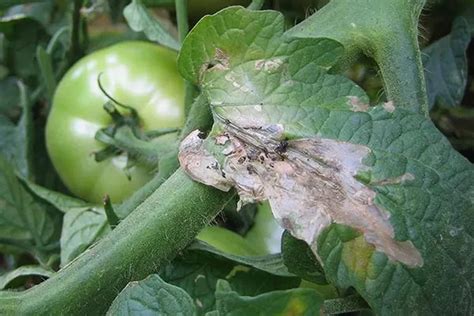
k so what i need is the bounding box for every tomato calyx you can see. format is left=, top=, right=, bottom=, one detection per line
left=92, top=74, right=178, bottom=177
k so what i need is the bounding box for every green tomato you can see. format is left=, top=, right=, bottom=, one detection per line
left=197, top=202, right=284, bottom=256
left=46, top=41, right=185, bottom=203
left=244, top=201, right=283, bottom=254
left=197, top=226, right=260, bottom=257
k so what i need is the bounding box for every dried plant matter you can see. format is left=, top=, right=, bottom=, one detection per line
left=180, top=125, right=423, bottom=268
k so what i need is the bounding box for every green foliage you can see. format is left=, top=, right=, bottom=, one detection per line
left=107, top=274, right=197, bottom=316
left=0, top=170, right=232, bottom=315
left=0, top=15, right=48, bottom=82
left=423, top=17, right=472, bottom=109
left=60, top=207, right=110, bottom=267
left=0, top=84, right=32, bottom=178
left=431, top=106, right=474, bottom=151
left=0, top=1, right=81, bottom=191
left=212, top=279, right=323, bottom=315
left=161, top=248, right=301, bottom=315
left=160, top=251, right=236, bottom=314
left=281, top=231, right=326, bottom=284
left=0, top=79, right=19, bottom=114
left=160, top=249, right=300, bottom=315
left=0, top=156, right=61, bottom=265
left=0, top=265, right=53, bottom=290
left=189, top=241, right=294, bottom=277
left=21, top=179, right=87, bottom=212
left=35, top=46, right=55, bottom=100
left=20, top=180, right=101, bottom=267
left=124, top=0, right=180, bottom=50
left=0, top=1, right=49, bottom=11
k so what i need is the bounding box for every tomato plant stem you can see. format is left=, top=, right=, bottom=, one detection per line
left=371, top=9, right=428, bottom=116
left=175, top=0, right=196, bottom=115
left=248, top=0, right=265, bottom=10
left=287, top=0, right=429, bottom=115
left=175, top=0, right=189, bottom=43
left=69, top=0, right=84, bottom=63
left=0, top=169, right=232, bottom=315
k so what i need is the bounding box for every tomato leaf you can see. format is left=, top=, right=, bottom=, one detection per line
left=0, top=15, right=48, bottom=81
left=107, top=274, right=197, bottom=316
left=35, top=45, right=56, bottom=100
left=0, top=1, right=39, bottom=10
left=177, top=7, right=474, bottom=314
left=0, top=78, right=20, bottom=114
left=0, top=82, right=33, bottom=179
left=229, top=268, right=300, bottom=297
left=0, top=265, right=53, bottom=290
left=189, top=241, right=293, bottom=277
left=423, top=17, right=471, bottom=109
left=461, top=7, right=474, bottom=35
left=123, top=0, right=180, bottom=51
left=20, top=180, right=88, bottom=212
left=160, top=251, right=236, bottom=314
left=18, top=181, right=108, bottom=267
left=11, top=179, right=103, bottom=267
left=281, top=231, right=326, bottom=285
left=0, top=155, right=61, bottom=264
left=60, top=207, right=110, bottom=267
left=160, top=249, right=299, bottom=315
left=212, top=279, right=323, bottom=315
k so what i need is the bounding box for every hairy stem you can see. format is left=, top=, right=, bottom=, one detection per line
left=286, top=0, right=428, bottom=115
left=175, top=0, right=189, bottom=43
left=175, top=0, right=197, bottom=116
left=369, top=1, right=427, bottom=115
left=69, top=0, right=84, bottom=63
left=0, top=170, right=232, bottom=315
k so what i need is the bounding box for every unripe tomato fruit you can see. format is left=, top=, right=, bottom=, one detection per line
left=46, top=41, right=185, bottom=203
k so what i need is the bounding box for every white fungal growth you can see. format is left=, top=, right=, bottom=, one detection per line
left=255, top=58, right=284, bottom=72
left=383, top=101, right=396, bottom=113
left=347, top=96, right=369, bottom=112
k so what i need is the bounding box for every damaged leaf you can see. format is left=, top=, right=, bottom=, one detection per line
left=177, top=7, right=474, bottom=315
left=180, top=129, right=423, bottom=268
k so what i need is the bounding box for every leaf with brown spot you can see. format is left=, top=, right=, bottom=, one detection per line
left=178, top=7, right=474, bottom=315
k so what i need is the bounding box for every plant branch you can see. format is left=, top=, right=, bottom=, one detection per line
left=0, top=169, right=233, bottom=315
left=69, top=0, right=84, bottom=63
left=175, top=0, right=189, bottom=43
left=248, top=0, right=265, bottom=10
left=174, top=0, right=196, bottom=115
left=286, top=0, right=429, bottom=115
